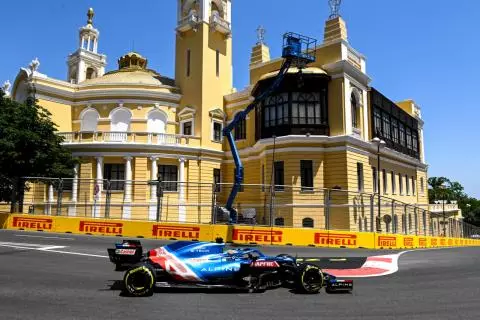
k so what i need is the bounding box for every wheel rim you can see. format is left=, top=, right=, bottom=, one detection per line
left=303, top=268, right=323, bottom=291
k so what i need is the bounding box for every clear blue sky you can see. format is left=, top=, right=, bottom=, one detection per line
left=1, top=0, right=479, bottom=198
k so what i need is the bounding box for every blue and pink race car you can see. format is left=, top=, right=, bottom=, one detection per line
left=107, top=240, right=353, bottom=296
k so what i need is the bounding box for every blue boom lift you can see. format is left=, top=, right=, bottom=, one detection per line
left=221, top=32, right=317, bottom=223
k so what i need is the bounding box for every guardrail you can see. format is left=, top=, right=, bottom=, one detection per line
left=5, top=178, right=479, bottom=239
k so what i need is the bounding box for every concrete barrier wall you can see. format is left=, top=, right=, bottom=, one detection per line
left=2, top=214, right=480, bottom=249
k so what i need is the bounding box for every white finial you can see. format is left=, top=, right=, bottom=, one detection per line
left=256, top=25, right=266, bottom=45
left=2, top=80, right=11, bottom=97
left=329, top=0, right=342, bottom=19
left=29, top=58, right=40, bottom=73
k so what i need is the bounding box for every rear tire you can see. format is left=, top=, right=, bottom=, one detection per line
left=296, top=263, right=324, bottom=294
left=123, top=263, right=155, bottom=297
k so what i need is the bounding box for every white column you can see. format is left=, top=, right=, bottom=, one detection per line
left=68, top=164, right=79, bottom=216
left=80, top=35, right=85, bottom=49
left=123, top=156, right=133, bottom=219
left=93, top=37, right=98, bottom=53
left=178, top=157, right=186, bottom=222
left=87, top=35, right=91, bottom=51
left=94, top=156, right=103, bottom=217
left=362, top=89, right=369, bottom=140
left=150, top=157, right=158, bottom=201
left=149, top=156, right=158, bottom=221
left=124, top=157, right=133, bottom=202
left=344, top=78, right=353, bottom=135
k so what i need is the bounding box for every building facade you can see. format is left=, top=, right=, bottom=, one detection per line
left=8, top=1, right=432, bottom=232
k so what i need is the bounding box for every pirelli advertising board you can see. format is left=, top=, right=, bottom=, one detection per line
left=3, top=214, right=480, bottom=249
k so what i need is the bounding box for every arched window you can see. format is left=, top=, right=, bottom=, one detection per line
left=147, top=110, right=167, bottom=134
left=302, top=217, right=314, bottom=228
left=210, top=1, right=224, bottom=18
left=110, top=107, right=132, bottom=141
left=274, top=217, right=284, bottom=226
left=86, top=67, right=96, bottom=80
left=351, top=92, right=358, bottom=128
left=80, top=109, right=99, bottom=132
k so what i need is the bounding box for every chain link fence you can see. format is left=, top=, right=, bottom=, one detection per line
left=3, top=177, right=480, bottom=238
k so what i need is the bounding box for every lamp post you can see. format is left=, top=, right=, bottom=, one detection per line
left=439, top=182, right=448, bottom=236
left=371, top=137, right=386, bottom=232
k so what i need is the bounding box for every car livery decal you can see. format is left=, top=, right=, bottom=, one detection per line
left=150, top=246, right=203, bottom=282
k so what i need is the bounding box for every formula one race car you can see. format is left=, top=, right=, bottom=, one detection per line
left=107, top=240, right=353, bottom=297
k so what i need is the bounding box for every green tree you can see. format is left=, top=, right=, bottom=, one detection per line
left=0, top=89, right=78, bottom=211
left=428, top=176, right=451, bottom=203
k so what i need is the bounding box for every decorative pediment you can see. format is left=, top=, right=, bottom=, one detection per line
left=178, top=106, right=196, bottom=120
left=209, top=108, right=226, bottom=121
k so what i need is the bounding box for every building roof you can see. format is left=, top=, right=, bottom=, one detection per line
left=80, top=51, right=176, bottom=88
left=258, top=66, right=328, bottom=81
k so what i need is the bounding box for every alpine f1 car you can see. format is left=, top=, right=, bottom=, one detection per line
left=107, top=240, right=353, bottom=297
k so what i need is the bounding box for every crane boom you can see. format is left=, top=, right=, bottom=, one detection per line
left=221, top=32, right=317, bottom=223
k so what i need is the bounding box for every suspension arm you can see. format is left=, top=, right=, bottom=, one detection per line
left=222, top=59, right=293, bottom=222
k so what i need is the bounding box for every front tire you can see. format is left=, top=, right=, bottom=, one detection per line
left=296, top=263, right=324, bottom=294
left=123, top=264, right=155, bottom=297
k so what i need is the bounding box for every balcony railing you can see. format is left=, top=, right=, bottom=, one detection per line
left=177, top=12, right=199, bottom=33
left=210, top=14, right=231, bottom=36
left=429, top=203, right=459, bottom=213
left=58, top=131, right=200, bottom=147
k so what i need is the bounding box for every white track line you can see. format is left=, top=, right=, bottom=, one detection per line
left=15, top=234, right=75, bottom=240
left=0, top=242, right=108, bottom=258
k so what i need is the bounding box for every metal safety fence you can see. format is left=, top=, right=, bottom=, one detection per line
left=4, top=177, right=480, bottom=238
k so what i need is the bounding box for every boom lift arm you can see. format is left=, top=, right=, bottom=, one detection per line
left=221, top=33, right=317, bottom=223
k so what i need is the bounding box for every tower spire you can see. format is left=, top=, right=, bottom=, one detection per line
left=87, top=8, right=94, bottom=25
left=328, top=0, right=342, bottom=19
left=67, top=7, right=106, bottom=83
left=324, top=0, right=348, bottom=43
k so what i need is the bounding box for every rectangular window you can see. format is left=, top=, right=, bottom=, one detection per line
left=186, top=49, right=191, bottom=77
left=391, top=118, right=399, bottom=144
left=104, top=164, right=125, bottom=191
left=405, top=174, right=410, bottom=195
left=406, top=127, right=412, bottom=150
left=383, top=169, right=387, bottom=194
left=213, top=168, right=221, bottom=192
left=421, top=177, right=424, bottom=193
left=357, top=163, right=364, bottom=192
left=399, top=173, right=403, bottom=194
left=182, top=121, right=192, bottom=136
left=216, top=49, right=220, bottom=77
left=399, top=123, right=406, bottom=147
left=391, top=171, right=396, bottom=194
left=274, top=161, right=284, bottom=191
left=159, top=165, right=178, bottom=191
left=382, top=112, right=391, bottom=140
left=300, top=160, right=314, bottom=191
left=234, top=119, right=246, bottom=140
left=372, top=167, right=378, bottom=193
left=373, top=108, right=382, bottom=136
left=412, top=176, right=416, bottom=195
left=412, top=131, right=419, bottom=153
left=213, top=121, right=222, bottom=142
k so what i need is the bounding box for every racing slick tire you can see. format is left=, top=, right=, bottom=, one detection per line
left=295, top=263, right=325, bottom=294
left=123, top=263, right=156, bottom=297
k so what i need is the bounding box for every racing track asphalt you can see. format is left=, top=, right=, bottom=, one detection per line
left=0, top=229, right=479, bottom=320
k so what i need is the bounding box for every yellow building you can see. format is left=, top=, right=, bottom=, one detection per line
left=9, top=2, right=435, bottom=234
